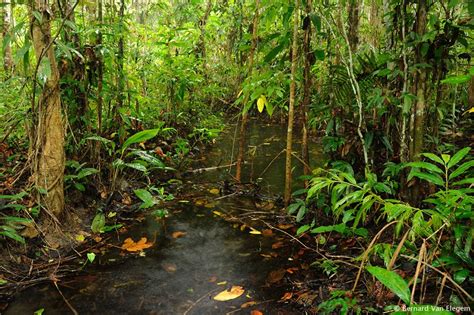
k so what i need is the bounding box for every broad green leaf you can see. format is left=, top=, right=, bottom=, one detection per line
left=264, top=42, right=286, bottom=63
left=87, top=252, right=96, bottom=263
left=449, top=160, right=474, bottom=180
left=134, top=189, right=156, bottom=208
left=91, top=213, right=105, bottom=233
left=366, top=266, right=410, bottom=305
left=453, top=269, right=470, bottom=284
left=406, top=161, right=443, bottom=174
left=121, top=129, right=160, bottom=154
left=447, top=147, right=470, bottom=169
left=0, top=229, right=25, bottom=244
left=407, top=169, right=444, bottom=187
left=421, top=153, right=444, bottom=165
left=441, top=74, right=471, bottom=85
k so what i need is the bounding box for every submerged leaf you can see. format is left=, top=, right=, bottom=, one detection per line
left=121, top=237, right=153, bottom=252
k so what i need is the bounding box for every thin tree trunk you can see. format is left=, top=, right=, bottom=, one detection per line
left=29, top=0, right=65, bottom=218
left=97, top=0, right=104, bottom=133
left=235, top=0, right=260, bottom=182
left=115, top=0, right=125, bottom=124
left=301, top=0, right=313, bottom=188
left=409, top=0, right=427, bottom=161
left=1, top=0, right=13, bottom=76
left=284, top=0, right=299, bottom=206
left=198, top=0, right=213, bottom=79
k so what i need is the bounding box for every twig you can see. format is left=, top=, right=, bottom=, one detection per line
left=183, top=288, right=220, bottom=315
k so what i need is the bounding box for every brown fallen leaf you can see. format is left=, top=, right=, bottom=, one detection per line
left=271, top=241, right=284, bottom=249
left=277, top=224, right=293, bottom=230
left=172, top=231, right=186, bottom=238
left=262, top=229, right=273, bottom=236
left=240, top=301, right=257, bottom=308
left=267, top=269, right=286, bottom=284
left=121, top=237, right=153, bottom=252
left=250, top=310, right=263, bottom=315
left=121, top=193, right=132, bottom=205
left=281, top=292, right=293, bottom=301
left=213, top=286, right=245, bottom=301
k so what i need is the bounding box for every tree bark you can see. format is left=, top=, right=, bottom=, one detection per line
left=284, top=0, right=299, bottom=206
left=301, top=0, right=313, bottom=188
left=409, top=0, right=428, bottom=161
left=347, top=0, right=359, bottom=53
left=97, top=0, right=104, bottom=133
left=235, top=0, right=259, bottom=182
left=29, top=0, right=65, bottom=218
left=198, top=0, right=213, bottom=78
left=1, top=0, right=13, bottom=76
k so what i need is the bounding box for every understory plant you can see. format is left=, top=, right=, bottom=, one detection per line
left=294, top=147, right=473, bottom=308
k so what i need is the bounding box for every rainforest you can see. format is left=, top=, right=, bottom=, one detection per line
left=0, top=0, right=473, bottom=314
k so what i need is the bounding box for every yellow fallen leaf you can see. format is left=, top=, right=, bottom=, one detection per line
left=171, top=231, right=186, bottom=238
left=249, top=228, right=261, bottom=235
left=75, top=234, right=85, bottom=242
left=217, top=281, right=227, bottom=285
left=209, top=188, right=220, bottom=195
left=213, top=211, right=222, bottom=216
left=121, top=237, right=153, bottom=252
left=213, top=286, right=245, bottom=301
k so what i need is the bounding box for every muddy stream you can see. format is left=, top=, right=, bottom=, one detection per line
left=6, top=120, right=323, bottom=314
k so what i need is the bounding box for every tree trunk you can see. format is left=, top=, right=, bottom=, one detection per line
left=97, top=0, right=104, bottom=133
left=198, top=0, right=213, bottom=79
left=284, top=0, right=299, bottom=206
left=29, top=0, right=65, bottom=218
left=347, top=0, right=359, bottom=53
left=115, top=0, right=125, bottom=125
left=235, top=0, right=260, bottom=182
left=1, top=0, right=13, bottom=76
left=301, top=0, right=313, bottom=188
left=409, top=0, right=428, bottom=161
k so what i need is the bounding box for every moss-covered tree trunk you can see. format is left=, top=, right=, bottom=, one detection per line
left=1, top=0, right=13, bottom=76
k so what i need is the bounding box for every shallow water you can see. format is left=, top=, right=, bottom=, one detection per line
left=5, top=121, right=322, bottom=314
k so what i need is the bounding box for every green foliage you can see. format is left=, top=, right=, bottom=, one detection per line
left=366, top=266, right=410, bottom=305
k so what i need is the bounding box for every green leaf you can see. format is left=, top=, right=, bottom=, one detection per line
left=91, top=213, right=105, bottom=233
left=441, top=75, right=471, bottom=85
left=264, top=42, right=286, bottom=63
left=366, top=266, right=410, bottom=305
left=296, top=224, right=310, bottom=235
left=0, top=229, right=25, bottom=244
left=441, top=154, right=451, bottom=164
left=134, top=189, right=156, bottom=208
left=309, top=13, right=321, bottom=31
left=447, top=147, right=470, bottom=169
left=407, top=169, right=444, bottom=187
left=453, top=269, right=470, bottom=284
left=406, top=161, right=443, bottom=174
left=449, top=160, right=474, bottom=180
left=421, top=153, right=444, bottom=165
left=87, top=252, right=96, bottom=263
left=121, top=129, right=160, bottom=154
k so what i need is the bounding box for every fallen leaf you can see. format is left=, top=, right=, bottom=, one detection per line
left=162, top=263, right=177, bottom=273
left=286, top=267, right=298, bottom=274
left=94, top=236, right=102, bottom=242
left=250, top=310, right=263, bottom=315
left=209, top=276, right=217, bottom=283
left=75, top=234, right=85, bottom=242
left=262, top=229, right=273, bottom=236
left=194, top=199, right=206, bottom=206
left=121, top=237, right=153, bottom=252
left=213, top=211, right=222, bottom=216
left=121, top=193, right=132, bottom=205
left=209, top=188, right=220, bottom=195
left=240, top=301, right=256, bottom=308
left=281, top=292, right=293, bottom=301
left=267, top=269, right=286, bottom=284
left=277, top=224, right=293, bottom=230
left=213, top=286, right=245, bottom=301
left=249, top=228, right=261, bottom=235
left=217, top=281, right=227, bottom=285
left=171, top=231, right=186, bottom=238
left=271, top=241, right=284, bottom=249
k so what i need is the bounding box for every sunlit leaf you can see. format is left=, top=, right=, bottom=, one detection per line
left=366, top=266, right=410, bottom=305
left=121, top=237, right=153, bottom=252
